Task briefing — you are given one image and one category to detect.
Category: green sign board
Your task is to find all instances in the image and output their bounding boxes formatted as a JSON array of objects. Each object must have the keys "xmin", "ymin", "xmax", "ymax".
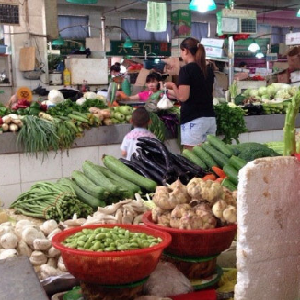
[
  {"xmin": 106, "ymin": 41, "xmax": 171, "ymax": 57},
  {"xmin": 234, "ymin": 38, "xmax": 270, "ymax": 58}
]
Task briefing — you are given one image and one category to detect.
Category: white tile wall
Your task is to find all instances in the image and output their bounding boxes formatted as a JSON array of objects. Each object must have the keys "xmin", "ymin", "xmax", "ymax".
[
  {"xmin": 272, "ymin": 130, "xmax": 284, "ymax": 141},
  {"xmin": 0, "ymin": 184, "xmax": 21, "ymax": 208},
  {"xmin": 20, "ymin": 151, "xmax": 63, "ymax": 182},
  {"xmin": 99, "ymin": 145, "xmax": 122, "ymax": 166},
  {"xmin": 62, "ymin": 146, "xmax": 99, "ymax": 177},
  {"xmin": 0, "ymin": 154, "xmax": 20, "ymax": 185},
  {"xmin": 248, "ymin": 131, "xmax": 274, "ymax": 144}
]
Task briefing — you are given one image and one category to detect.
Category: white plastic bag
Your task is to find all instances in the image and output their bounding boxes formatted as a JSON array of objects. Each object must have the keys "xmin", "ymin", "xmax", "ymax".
[
  {"xmin": 157, "ymin": 87, "xmax": 173, "ymax": 110},
  {"xmin": 143, "ymin": 262, "xmax": 193, "ymax": 297}
]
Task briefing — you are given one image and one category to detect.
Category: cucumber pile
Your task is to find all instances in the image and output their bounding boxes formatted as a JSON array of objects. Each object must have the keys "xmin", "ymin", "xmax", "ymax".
[
  {"xmin": 183, "ymin": 135, "xmax": 248, "ymax": 191},
  {"xmin": 57, "ymin": 157, "xmax": 159, "ymax": 212}
]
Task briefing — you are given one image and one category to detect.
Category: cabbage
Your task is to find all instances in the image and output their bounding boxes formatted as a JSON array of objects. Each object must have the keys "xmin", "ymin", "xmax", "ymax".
[
  {"xmin": 261, "ymin": 94, "xmax": 271, "ymax": 100},
  {"xmin": 48, "ymin": 90, "xmax": 64, "ymax": 104},
  {"xmin": 266, "ymin": 85, "xmax": 276, "ymax": 98},
  {"xmin": 249, "ymin": 89, "xmax": 259, "ymax": 98},
  {"xmin": 84, "ymin": 91, "xmax": 98, "ymax": 99},
  {"xmin": 281, "ymin": 83, "xmax": 291, "ymax": 92},
  {"xmin": 275, "ymin": 90, "xmax": 291, "ymax": 100},
  {"xmin": 270, "ymin": 83, "xmax": 284, "ymax": 92},
  {"xmin": 289, "ymin": 86, "xmax": 298, "ymax": 96},
  {"xmin": 242, "ymin": 89, "xmax": 250, "ymax": 97},
  {"xmin": 258, "ymin": 86, "xmax": 267, "ymax": 96}
]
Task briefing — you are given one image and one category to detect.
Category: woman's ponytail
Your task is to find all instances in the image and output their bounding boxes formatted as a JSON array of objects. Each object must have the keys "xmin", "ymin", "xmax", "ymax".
[
  {"xmin": 195, "ymin": 43, "xmax": 207, "ymax": 78},
  {"xmin": 180, "ymin": 37, "xmax": 207, "ymax": 78}
]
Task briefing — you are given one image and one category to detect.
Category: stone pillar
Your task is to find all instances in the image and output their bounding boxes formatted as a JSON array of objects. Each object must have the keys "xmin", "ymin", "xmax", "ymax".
[
  {"xmin": 171, "ymin": 0, "xmax": 190, "ymax": 57},
  {"xmin": 236, "ymin": 156, "xmax": 300, "ymax": 300}
]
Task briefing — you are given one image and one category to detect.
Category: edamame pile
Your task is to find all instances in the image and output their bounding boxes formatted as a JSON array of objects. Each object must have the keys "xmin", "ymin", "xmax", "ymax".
[{"xmin": 63, "ymin": 226, "xmax": 162, "ymax": 251}]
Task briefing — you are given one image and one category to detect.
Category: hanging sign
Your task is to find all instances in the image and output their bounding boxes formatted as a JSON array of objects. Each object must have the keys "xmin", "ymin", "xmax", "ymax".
[{"xmin": 106, "ymin": 41, "xmax": 171, "ymax": 57}]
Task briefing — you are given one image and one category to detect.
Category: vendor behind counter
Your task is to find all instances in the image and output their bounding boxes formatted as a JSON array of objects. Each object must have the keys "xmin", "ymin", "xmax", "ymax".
[{"xmin": 277, "ymin": 46, "xmax": 300, "ymax": 83}]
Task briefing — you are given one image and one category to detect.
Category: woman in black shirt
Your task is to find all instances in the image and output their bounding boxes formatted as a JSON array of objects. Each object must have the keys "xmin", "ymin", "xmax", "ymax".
[{"xmin": 165, "ymin": 37, "xmax": 216, "ymax": 150}]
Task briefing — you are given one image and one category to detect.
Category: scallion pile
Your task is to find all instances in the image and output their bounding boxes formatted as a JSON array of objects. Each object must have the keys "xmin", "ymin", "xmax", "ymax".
[{"xmin": 17, "ymin": 115, "xmax": 59, "ymax": 158}]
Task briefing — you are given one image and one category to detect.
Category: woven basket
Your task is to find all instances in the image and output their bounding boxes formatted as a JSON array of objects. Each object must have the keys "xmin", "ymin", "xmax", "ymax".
[{"xmin": 23, "ymin": 69, "xmax": 42, "ymax": 80}]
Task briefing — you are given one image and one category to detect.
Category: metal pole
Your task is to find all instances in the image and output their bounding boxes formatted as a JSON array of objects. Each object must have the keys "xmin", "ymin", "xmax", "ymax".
[
  {"xmin": 101, "ymin": 16, "xmax": 106, "ymax": 56},
  {"xmin": 266, "ymin": 43, "xmax": 270, "ymax": 72},
  {"xmin": 228, "ymin": 36, "xmax": 235, "ymax": 87},
  {"xmin": 228, "ymin": 0, "xmax": 235, "ymax": 87}
]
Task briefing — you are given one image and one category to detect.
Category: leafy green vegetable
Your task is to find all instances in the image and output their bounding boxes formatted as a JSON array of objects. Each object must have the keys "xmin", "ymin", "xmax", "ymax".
[
  {"xmin": 17, "ymin": 115, "xmax": 59, "ymax": 159},
  {"xmin": 0, "ymin": 107, "xmax": 7, "ymax": 116},
  {"xmin": 230, "ymin": 142, "xmax": 279, "ymax": 162},
  {"xmin": 214, "ymin": 103, "xmax": 247, "ymax": 144},
  {"xmin": 47, "ymin": 99, "xmax": 107, "ymax": 117}
]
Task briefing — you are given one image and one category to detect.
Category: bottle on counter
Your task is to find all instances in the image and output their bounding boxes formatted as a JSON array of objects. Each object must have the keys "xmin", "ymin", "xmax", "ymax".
[{"xmin": 63, "ymin": 68, "xmax": 71, "ymax": 86}]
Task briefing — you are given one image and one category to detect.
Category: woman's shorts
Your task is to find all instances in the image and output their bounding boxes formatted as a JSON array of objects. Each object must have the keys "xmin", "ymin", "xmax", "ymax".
[{"xmin": 180, "ymin": 117, "xmax": 216, "ymax": 146}]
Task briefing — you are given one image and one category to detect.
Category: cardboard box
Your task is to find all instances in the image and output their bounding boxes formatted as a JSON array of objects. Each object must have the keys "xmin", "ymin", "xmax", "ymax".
[{"xmin": 171, "ymin": 10, "xmax": 191, "ymax": 39}]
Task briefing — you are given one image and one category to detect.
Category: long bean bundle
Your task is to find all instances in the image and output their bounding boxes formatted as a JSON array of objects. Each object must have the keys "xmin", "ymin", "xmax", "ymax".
[{"xmin": 10, "ymin": 182, "xmax": 93, "ymax": 222}]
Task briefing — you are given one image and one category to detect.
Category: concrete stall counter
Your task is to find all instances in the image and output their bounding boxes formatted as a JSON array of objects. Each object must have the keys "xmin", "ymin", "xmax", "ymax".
[{"xmin": 0, "ymin": 114, "xmax": 298, "ymax": 207}]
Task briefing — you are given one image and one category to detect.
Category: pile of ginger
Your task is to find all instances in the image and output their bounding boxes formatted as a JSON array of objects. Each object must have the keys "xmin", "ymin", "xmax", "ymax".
[{"xmin": 151, "ymin": 178, "xmax": 237, "ymax": 230}]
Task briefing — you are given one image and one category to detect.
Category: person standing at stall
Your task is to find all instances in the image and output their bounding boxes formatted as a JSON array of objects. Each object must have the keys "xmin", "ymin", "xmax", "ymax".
[
  {"xmin": 110, "ymin": 62, "xmax": 121, "ymax": 76},
  {"xmin": 165, "ymin": 37, "xmax": 216, "ymax": 150}
]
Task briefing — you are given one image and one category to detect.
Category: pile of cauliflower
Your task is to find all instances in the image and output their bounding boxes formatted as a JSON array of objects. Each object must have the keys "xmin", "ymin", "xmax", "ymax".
[
  {"xmin": 151, "ymin": 179, "xmax": 237, "ymax": 230},
  {"xmin": 0, "ymin": 219, "xmax": 67, "ymax": 280}
]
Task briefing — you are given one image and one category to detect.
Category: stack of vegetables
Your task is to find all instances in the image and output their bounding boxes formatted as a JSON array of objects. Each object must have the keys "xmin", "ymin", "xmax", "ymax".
[
  {"xmin": 234, "ymin": 83, "xmax": 298, "ymax": 115},
  {"xmin": 0, "ymin": 114, "xmax": 23, "ymax": 133},
  {"xmin": 109, "ymin": 105, "xmax": 133, "ymax": 124},
  {"xmin": 151, "ymin": 179, "xmax": 237, "ymax": 229},
  {"xmin": 119, "ymin": 137, "xmax": 206, "ymax": 186},
  {"xmin": 11, "ymin": 156, "xmax": 158, "ymax": 223},
  {"xmin": 182, "ymin": 135, "xmax": 278, "ymax": 191},
  {"xmin": 0, "ymin": 218, "xmax": 71, "ymax": 280},
  {"xmin": 10, "ymin": 182, "xmax": 93, "ymax": 222},
  {"xmin": 62, "ymin": 156, "xmax": 157, "ymax": 208}
]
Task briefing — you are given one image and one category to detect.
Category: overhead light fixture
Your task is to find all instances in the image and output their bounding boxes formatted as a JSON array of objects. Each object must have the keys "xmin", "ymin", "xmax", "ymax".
[
  {"xmin": 255, "ymin": 52, "xmax": 264, "ymax": 59},
  {"xmin": 248, "ymin": 41, "xmax": 260, "ymax": 52},
  {"xmin": 297, "ymin": 9, "xmax": 300, "ymax": 17},
  {"xmin": 51, "ymin": 35, "xmax": 64, "ymax": 46},
  {"xmin": 106, "ymin": 26, "xmax": 134, "ymax": 49},
  {"xmin": 66, "ymin": 0, "xmax": 98, "ymax": 4},
  {"xmin": 123, "ymin": 36, "xmax": 133, "ymax": 48},
  {"xmin": 189, "ymin": 0, "xmax": 216, "ymax": 13}
]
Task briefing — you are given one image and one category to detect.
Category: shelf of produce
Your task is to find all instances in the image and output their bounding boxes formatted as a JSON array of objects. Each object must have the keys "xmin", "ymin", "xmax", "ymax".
[
  {"xmin": 1, "ymin": 115, "xmax": 298, "ymax": 155},
  {"xmin": 0, "ymin": 123, "xmax": 132, "ymax": 155}
]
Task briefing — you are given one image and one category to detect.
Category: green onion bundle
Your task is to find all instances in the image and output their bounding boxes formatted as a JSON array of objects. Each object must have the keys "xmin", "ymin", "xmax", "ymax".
[
  {"xmin": 17, "ymin": 115, "xmax": 59, "ymax": 159},
  {"xmin": 10, "ymin": 182, "xmax": 93, "ymax": 222}
]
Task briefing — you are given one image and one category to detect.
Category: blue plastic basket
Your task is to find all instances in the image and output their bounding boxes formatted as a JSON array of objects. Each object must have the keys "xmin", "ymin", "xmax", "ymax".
[{"xmin": 0, "ymin": 45, "xmax": 7, "ymax": 54}]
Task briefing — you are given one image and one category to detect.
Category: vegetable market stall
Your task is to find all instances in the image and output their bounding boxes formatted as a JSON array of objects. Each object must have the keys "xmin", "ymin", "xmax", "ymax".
[{"xmin": 1, "ymin": 113, "xmax": 300, "ymax": 207}]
